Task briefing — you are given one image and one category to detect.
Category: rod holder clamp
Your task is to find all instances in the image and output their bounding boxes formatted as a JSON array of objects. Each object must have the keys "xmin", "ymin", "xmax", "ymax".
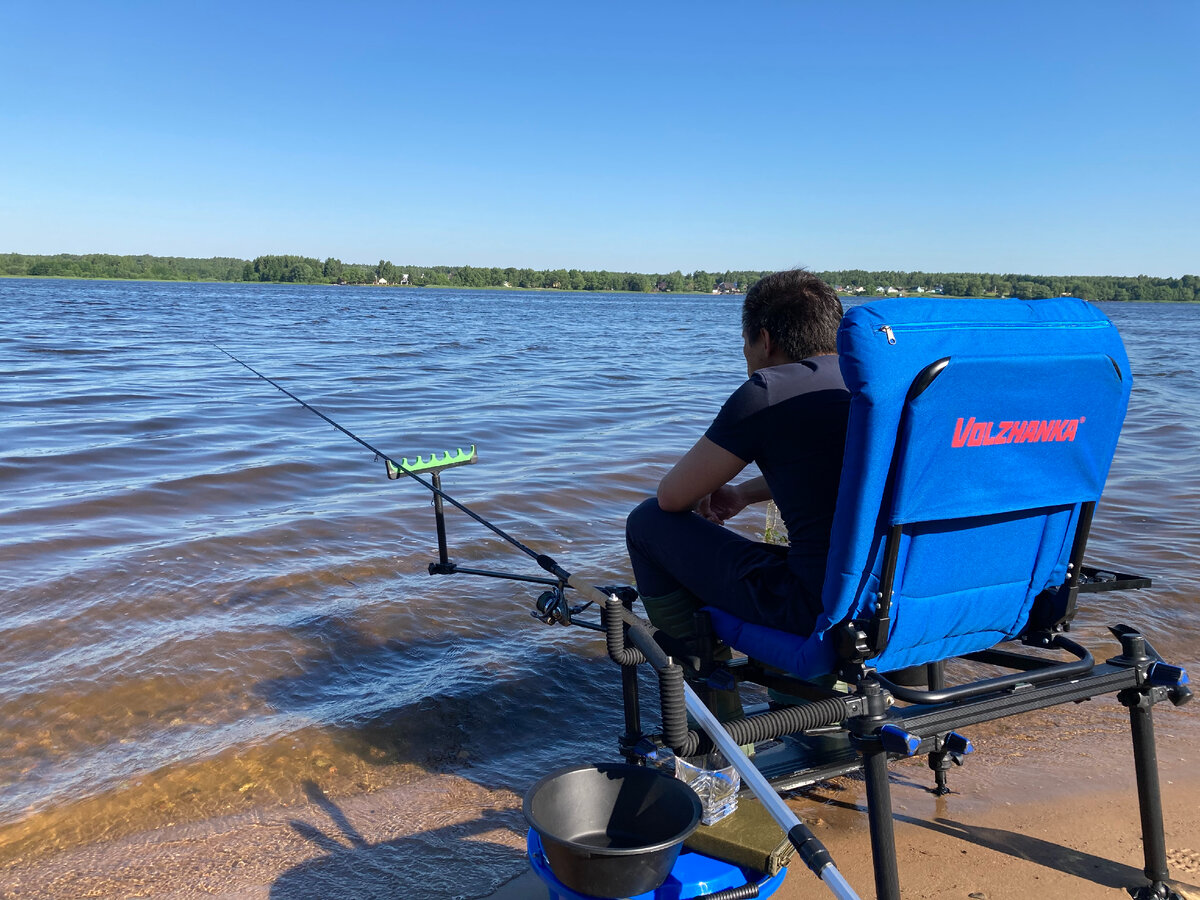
[
  {"xmin": 879, "ymin": 724, "xmax": 921, "ymax": 757},
  {"xmin": 1147, "ymin": 661, "xmax": 1189, "ymax": 689},
  {"xmin": 944, "ymin": 731, "xmax": 974, "ymax": 755}
]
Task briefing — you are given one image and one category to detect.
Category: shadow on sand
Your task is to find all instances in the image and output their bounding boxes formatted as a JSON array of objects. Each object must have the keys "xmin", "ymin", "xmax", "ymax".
[
  {"xmin": 909, "ymin": 814, "xmax": 1144, "ymax": 891},
  {"xmin": 270, "ymin": 781, "xmax": 528, "ymax": 900},
  {"xmin": 796, "ymin": 778, "xmax": 1157, "ymax": 895},
  {"xmin": 255, "ymin": 613, "xmax": 627, "ymax": 899}
]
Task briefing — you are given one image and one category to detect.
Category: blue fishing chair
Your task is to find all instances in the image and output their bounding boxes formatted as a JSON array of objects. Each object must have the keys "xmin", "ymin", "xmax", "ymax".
[
  {"xmin": 606, "ymin": 297, "xmax": 1191, "ymax": 900},
  {"xmin": 708, "ymin": 296, "xmax": 1131, "ymax": 680}
]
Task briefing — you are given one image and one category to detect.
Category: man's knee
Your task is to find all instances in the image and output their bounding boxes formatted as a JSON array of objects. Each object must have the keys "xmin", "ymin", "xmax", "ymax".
[{"xmin": 625, "ymin": 496, "xmax": 665, "ymax": 543}]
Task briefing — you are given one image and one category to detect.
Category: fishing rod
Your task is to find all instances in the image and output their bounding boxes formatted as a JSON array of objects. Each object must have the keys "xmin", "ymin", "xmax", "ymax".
[
  {"xmin": 211, "ymin": 342, "xmax": 603, "ymax": 620},
  {"xmin": 214, "ymin": 343, "xmax": 863, "ymax": 899}
]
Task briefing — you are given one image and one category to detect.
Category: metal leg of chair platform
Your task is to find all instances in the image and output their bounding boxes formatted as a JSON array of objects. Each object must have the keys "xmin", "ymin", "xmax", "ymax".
[
  {"xmin": 863, "ymin": 744, "xmax": 902, "ymax": 900},
  {"xmin": 1122, "ymin": 689, "xmax": 1179, "ymax": 899},
  {"xmin": 856, "ymin": 678, "xmax": 902, "ymax": 900}
]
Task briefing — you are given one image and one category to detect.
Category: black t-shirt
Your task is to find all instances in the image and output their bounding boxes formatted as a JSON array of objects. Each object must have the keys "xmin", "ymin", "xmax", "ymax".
[{"xmin": 704, "ymin": 355, "xmax": 850, "ymax": 603}]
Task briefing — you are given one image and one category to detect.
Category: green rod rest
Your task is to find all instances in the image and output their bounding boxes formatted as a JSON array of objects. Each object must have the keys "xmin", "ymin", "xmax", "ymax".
[{"xmin": 386, "ymin": 444, "xmax": 477, "ymax": 478}]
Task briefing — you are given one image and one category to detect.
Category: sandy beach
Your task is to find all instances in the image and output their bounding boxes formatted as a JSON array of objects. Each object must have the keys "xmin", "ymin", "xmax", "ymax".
[{"xmin": 3, "ymin": 696, "xmax": 1196, "ymax": 900}]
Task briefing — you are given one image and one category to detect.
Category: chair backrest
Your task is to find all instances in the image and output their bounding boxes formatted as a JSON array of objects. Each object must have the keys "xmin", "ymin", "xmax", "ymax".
[{"xmin": 820, "ymin": 297, "xmax": 1132, "ymax": 672}]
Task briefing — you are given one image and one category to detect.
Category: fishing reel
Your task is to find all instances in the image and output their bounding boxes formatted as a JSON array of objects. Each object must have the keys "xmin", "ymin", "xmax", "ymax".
[
  {"xmin": 532, "ymin": 586, "xmax": 574, "ymax": 626},
  {"xmin": 532, "ymin": 585, "xmax": 603, "ymax": 628}
]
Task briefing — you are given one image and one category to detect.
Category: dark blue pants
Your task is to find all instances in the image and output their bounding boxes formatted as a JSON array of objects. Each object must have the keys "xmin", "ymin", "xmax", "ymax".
[{"xmin": 625, "ymin": 498, "xmax": 819, "ymax": 637}]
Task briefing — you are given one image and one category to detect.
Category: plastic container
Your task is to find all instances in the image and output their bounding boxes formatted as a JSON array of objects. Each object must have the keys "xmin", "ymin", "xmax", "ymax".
[{"xmin": 674, "ymin": 751, "xmax": 740, "ymax": 825}]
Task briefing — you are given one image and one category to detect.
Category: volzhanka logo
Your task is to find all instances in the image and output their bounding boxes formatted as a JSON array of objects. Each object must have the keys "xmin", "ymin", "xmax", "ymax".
[{"xmin": 951, "ymin": 417, "xmax": 1085, "ymax": 448}]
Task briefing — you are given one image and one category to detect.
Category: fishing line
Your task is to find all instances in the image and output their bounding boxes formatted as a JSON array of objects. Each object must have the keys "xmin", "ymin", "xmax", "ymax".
[
  {"xmin": 212, "ymin": 345, "xmax": 862, "ymax": 900},
  {"xmin": 210, "ymin": 341, "xmax": 575, "ymax": 583}
]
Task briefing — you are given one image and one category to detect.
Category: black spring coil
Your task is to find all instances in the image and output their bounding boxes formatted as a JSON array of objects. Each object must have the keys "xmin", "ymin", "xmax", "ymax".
[
  {"xmin": 676, "ymin": 694, "xmax": 848, "ymax": 755},
  {"xmin": 659, "ymin": 664, "xmax": 700, "ymax": 756},
  {"xmin": 603, "ymin": 597, "xmax": 645, "ymax": 666},
  {"xmin": 695, "ymin": 873, "xmax": 773, "ymax": 900}
]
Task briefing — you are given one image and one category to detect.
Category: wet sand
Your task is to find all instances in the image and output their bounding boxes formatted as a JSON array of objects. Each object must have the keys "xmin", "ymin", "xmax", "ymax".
[
  {"xmin": 501, "ymin": 703, "xmax": 1200, "ymax": 900},
  {"xmin": 3, "ymin": 702, "xmax": 1197, "ymax": 900}
]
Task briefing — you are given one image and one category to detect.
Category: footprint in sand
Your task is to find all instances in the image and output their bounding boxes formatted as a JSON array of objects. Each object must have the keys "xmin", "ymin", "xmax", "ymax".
[
  {"xmin": 1168, "ymin": 848, "xmax": 1200, "ymax": 899},
  {"xmin": 1170, "ymin": 848, "xmax": 1200, "ymax": 876}
]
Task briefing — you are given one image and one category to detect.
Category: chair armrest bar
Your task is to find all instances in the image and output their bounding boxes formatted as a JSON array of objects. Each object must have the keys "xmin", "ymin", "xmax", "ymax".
[
  {"xmin": 879, "ymin": 636, "xmax": 1093, "ymax": 704},
  {"xmin": 961, "ymin": 647, "xmax": 1074, "ymax": 672},
  {"xmin": 896, "ymin": 663, "xmax": 1139, "ymax": 736}
]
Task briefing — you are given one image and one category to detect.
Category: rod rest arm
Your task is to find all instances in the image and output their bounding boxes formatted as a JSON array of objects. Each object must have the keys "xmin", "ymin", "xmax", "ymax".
[
  {"xmin": 602, "ymin": 594, "xmax": 709, "ymax": 672},
  {"xmin": 879, "ymin": 635, "xmax": 1094, "ymax": 705},
  {"xmin": 1078, "ymin": 564, "xmax": 1152, "ymax": 593},
  {"xmin": 603, "ymin": 596, "xmax": 673, "ymax": 670},
  {"xmin": 609, "ymin": 596, "xmax": 705, "ymax": 670},
  {"xmin": 601, "ymin": 597, "xmax": 702, "ymax": 754}
]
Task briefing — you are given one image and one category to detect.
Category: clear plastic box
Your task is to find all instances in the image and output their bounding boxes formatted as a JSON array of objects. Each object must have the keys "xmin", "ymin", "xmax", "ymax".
[{"xmin": 674, "ymin": 750, "xmax": 740, "ymax": 825}]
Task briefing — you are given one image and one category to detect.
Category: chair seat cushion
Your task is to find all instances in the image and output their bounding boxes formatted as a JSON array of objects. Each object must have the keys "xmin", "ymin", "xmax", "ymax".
[{"xmin": 705, "ymin": 607, "xmax": 838, "ymax": 678}]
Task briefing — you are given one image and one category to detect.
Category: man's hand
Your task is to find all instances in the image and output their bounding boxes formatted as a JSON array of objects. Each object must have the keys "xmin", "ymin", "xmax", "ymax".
[
  {"xmin": 657, "ymin": 437, "xmax": 748, "ymax": 513},
  {"xmin": 700, "ymin": 483, "xmax": 747, "ymax": 524}
]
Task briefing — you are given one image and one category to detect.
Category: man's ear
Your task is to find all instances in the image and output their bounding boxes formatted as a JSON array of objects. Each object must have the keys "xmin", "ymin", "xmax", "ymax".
[{"xmin": 757, "ymin": 328, "xmax": 773, "ymax": 356}]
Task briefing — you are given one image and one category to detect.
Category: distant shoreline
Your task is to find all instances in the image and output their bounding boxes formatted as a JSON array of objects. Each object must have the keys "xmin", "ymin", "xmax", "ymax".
[
  {"xmin": 6, "ymin": 275, "xmax": 1200, "ymax": 305},
  {"xmin": 0, "ymin": 274, "xmax": 724, "ymax": 296},
  {"xmin": 3, "ymin": 252, "xmax": 1198, "ymax": 302}
]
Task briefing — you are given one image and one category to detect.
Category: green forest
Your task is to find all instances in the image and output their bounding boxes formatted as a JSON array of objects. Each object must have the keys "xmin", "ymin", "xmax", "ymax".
[{"xmin": 2, "ymin": 252, "xmax": 1197, "ymax": 302}]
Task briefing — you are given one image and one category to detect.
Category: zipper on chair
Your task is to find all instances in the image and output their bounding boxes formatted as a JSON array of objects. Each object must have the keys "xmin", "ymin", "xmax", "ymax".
[{"xmin": 875, "ymin": 318, "xmax": 1109, "ymax": 346}]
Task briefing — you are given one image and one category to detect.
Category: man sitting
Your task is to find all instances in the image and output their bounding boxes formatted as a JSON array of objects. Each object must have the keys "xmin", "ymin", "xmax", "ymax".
[{"xmin": 625, "ymin": 270, "xmax": 850, "ymax": 717}]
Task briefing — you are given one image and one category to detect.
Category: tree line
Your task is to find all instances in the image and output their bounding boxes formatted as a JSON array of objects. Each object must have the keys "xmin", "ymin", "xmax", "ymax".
[
  {"xmin": 821, "ymin": 269, "xmax": 1199, "ymax": 303},
  {"xmin": 2, "ymin": 252, "xmax": 1197, "ymax": 302}
]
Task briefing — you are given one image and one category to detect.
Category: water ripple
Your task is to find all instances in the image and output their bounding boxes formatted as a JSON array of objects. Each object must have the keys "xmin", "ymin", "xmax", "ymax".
[{"xmin": 0, "ymin": 280, "xmax": 1197, "ymax": 865}]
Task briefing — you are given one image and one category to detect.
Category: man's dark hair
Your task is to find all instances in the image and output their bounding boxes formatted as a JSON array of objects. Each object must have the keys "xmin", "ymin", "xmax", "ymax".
[{"xmin": 741, "ymin": 269, "xmax": 843, "ymax": 361}]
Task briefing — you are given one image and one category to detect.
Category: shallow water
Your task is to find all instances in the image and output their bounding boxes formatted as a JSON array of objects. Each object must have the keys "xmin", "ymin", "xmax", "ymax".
[{"xmin": 0, "ymin": 279, "xmax": 1197, "ymax": 878}]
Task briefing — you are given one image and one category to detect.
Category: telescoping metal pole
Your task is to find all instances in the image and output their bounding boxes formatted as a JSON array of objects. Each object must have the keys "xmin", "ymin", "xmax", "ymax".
[{"xmin": 682, "ymin": 680, "xmax": 863, "ymax": 900}]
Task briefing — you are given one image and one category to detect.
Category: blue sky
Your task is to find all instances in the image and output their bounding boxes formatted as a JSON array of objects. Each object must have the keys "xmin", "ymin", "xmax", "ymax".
[{"xmin": 1, "ymin": 1, "xmax": 1196, "ymax": 276}]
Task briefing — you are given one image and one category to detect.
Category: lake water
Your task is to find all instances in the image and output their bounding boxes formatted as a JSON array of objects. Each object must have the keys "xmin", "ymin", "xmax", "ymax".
[{"xmin": 1, "ymin": 279, "xmax": 1197, "ymax": 888}]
